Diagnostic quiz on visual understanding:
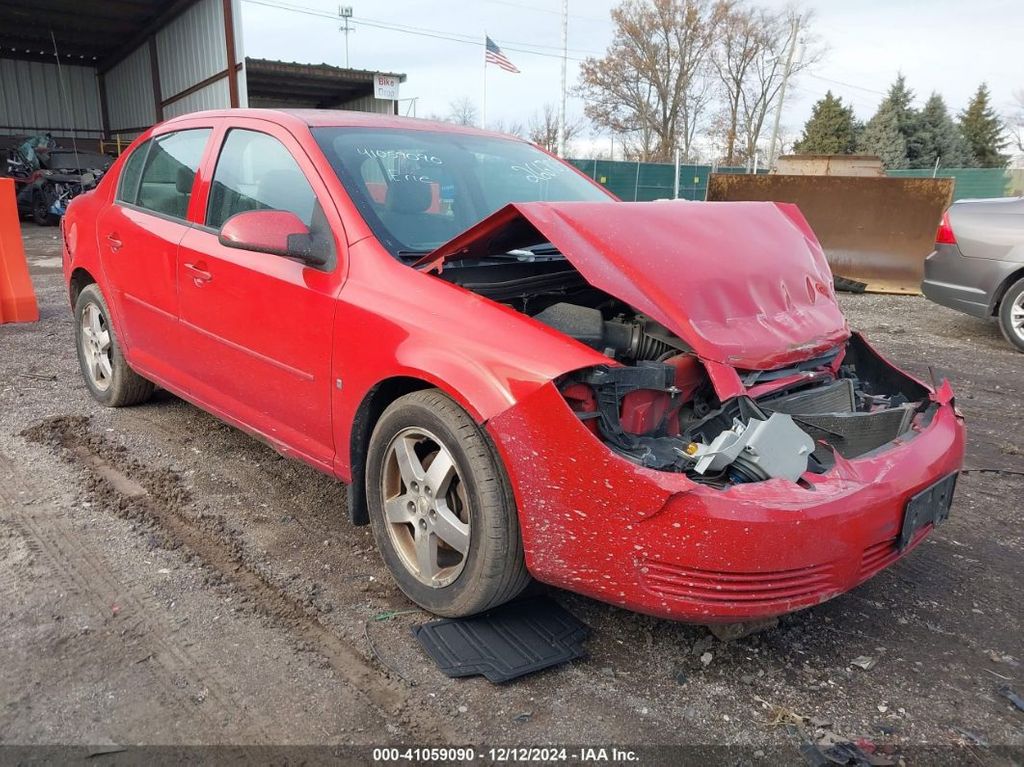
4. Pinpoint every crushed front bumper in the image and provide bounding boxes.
[487,380,965,623]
